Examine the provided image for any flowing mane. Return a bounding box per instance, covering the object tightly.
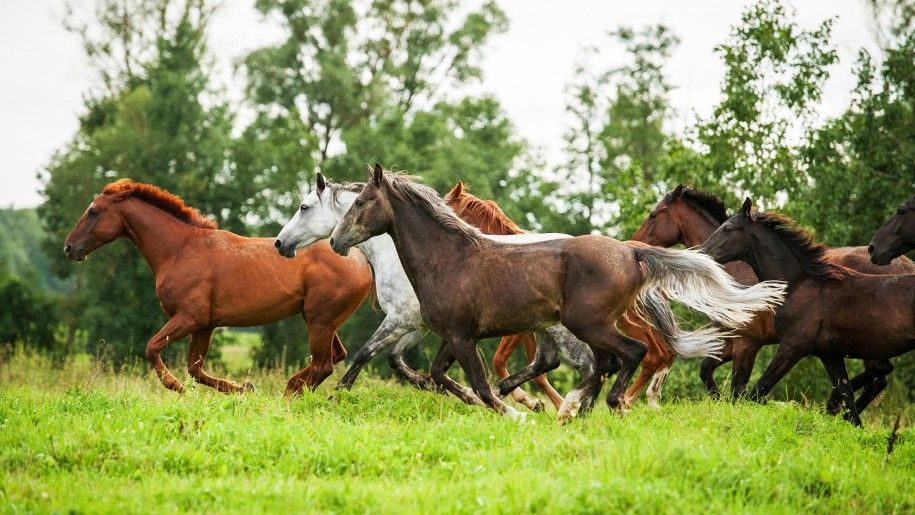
[322,181,365,204]
[103,179,218,229]
[384,174,485,248]
[670,187,729,224]
[446,182,525,235]
[756,212,850,281]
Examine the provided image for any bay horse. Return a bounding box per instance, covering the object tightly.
[64,179,373,395]
[632,186,915,404]
[275,173,598,412]
[328,165,785,420]
[869,193,915,265]
[703,199,915,425]
[445,182,703,409]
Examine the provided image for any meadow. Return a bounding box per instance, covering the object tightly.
[1,350,913,514]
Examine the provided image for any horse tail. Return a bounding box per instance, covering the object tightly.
[634,246,786,329]
[634,288,731,359]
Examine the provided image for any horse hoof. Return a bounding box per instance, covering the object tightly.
[506,409,528,422]
[529,399,545,413]
[242,382,256,393]
[557,400,581,425]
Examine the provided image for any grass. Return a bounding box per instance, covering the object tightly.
[0,352,913,514]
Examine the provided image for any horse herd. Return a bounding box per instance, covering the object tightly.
[62,165,915,426]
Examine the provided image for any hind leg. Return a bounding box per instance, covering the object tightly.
[286,322,337,395]
[331,333,347,364]
[557,347,614,423]
[644,365,672,408]
[700,340,733,399]
[826,359,893,415]
[388,330,435,390]
[187,328,254,393]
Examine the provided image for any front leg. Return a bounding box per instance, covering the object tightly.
[430,341,485,406]
[145,316,197,392]
[819,355,862,426]
[187,328,254,393]
[450,337,524,419]
[335,317,411,390]
[746,340,807,402]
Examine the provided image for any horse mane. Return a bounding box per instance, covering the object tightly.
[755,212,850,281]
[446,184,525,235]
[102,179,218,230]
[322,181,365,204]
[384,175,485,248]
[670,187,729,223]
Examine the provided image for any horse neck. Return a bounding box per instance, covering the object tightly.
[746,227,806,284]
[387,194,477,292]
[118,199,198,275]
[677,205,721,248]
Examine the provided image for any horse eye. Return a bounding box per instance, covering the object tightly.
[300,204,309,212]
[898,207,906,215]
[354,199,365,207]
[88,209,98,217]
[648,212,657,219]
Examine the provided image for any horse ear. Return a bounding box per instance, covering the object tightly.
[372,163,383,186]
[316,173,326,194]
[449,181,464,199]
[741,197,754,219]
[672,184,685,198]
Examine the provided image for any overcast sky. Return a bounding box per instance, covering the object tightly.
[0,0,879,208]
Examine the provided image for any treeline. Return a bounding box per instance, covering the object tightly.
[4,1,913,383]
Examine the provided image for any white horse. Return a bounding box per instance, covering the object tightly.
[275,173,727,415]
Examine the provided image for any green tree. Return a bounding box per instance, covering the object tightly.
[39,1,236,364]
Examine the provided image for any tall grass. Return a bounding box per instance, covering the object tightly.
[0,350,912,513]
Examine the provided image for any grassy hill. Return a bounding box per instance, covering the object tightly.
[1,352,912,514]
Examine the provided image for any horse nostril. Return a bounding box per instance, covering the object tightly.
[274,239,282,249]
[64,244,72,255]
[867,244,875,255]
[329,237,335,248]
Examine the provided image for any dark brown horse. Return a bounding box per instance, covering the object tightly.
[64,180,373,395]
[445,182,675,409]
[869,193,915,265]
[632,186,915,402]
[328,165,785,420]
[703,199,915,425]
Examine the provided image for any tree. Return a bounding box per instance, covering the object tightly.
[39,1,236,364]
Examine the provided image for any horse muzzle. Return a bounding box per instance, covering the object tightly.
[64,243,87,262]
[274,238,297,259]
[329,237,351,257]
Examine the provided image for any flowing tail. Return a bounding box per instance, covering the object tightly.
[635,288,731,359]
[634,246,787,329]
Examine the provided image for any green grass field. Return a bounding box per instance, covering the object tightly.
[1,352,913,514]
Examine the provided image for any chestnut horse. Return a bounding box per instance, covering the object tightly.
[64,180,373,394]
[704,199,915,425]
[869,193,915,265]
[445,182,682,409]
[329,166,784,420]
[632,186,915,404]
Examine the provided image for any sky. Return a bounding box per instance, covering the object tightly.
[0,0,880,208]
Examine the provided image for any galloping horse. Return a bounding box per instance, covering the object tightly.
[632,186,914,402]
[64,179,373,395]
[703,199,915,425]
[446,182,703,409]
[275,173,597,412]
[869,193,915,265]
[329,165,784,420]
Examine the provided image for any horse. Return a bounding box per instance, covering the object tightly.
[869,193,915,265]
[445,182,704,409]
[632,185,915,405]
[703,199,915,425]
[328,165,784,420]
[274,173,598,413]
[64,179,373,395]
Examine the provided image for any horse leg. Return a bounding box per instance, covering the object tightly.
[624,356,661,409]
[450,337,524,419]
[187,328,253,393]
[700,340,734,399]
[557,347,614,423]
[495,330,560,398]
[578,349,618,416]
[826,359,893,415]
[331,333,347,365]
[644,364,672,409]
[746,341,807,402]
[819,355,862,426]
[286,321,336,395]
[494,334,548,412]
[145,316,196,393]
[388,330,434,390]
[430,341,485,406]
[730,338,762,399]
[335,317,410,390]
[520,333,564,411]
